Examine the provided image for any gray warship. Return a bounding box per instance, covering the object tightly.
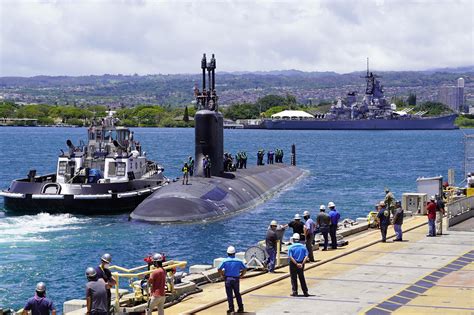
[130,54,305,223]
[261,60,458,130]
[0,114,167,214]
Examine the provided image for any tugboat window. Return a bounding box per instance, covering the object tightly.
[58,161,67,175]
[108,162,126,177]
[108,162,116,176]
[116,162,126,176]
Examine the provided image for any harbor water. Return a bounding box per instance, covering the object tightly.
[0,127,467,310]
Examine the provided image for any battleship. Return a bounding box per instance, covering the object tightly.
[258,61,458,130]
[0,114,167,214]
[130,54,305,223]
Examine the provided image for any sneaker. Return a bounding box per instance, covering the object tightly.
[237,307,244,313]
[291,292,298,297]
[303,292,310,297]
[227,310,234,314]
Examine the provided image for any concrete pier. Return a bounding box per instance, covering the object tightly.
[163,216,473,314]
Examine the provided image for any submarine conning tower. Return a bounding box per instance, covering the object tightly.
[194,53,224,177]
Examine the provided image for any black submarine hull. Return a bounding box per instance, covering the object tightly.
[130,164,305,223]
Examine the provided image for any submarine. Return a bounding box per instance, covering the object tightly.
[130,54,305,223]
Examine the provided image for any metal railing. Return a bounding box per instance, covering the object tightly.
[109,260,187,311]
[447,196,474,227]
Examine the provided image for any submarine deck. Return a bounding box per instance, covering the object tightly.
[131,164,305,223]
[164,216,474,314]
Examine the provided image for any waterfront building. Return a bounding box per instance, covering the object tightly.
[438,77,466,113]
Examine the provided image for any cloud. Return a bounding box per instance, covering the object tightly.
[0,0,473,76]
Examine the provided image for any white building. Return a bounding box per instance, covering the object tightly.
[438,78,466,113]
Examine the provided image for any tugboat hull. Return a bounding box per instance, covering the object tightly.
[3,193,151,215]
[1,174,165,214]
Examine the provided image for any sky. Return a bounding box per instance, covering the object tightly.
[0,0,473,76]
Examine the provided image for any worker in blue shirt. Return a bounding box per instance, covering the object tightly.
[328,202,341,249]
[288,233,309,297]
[218,246,247,314]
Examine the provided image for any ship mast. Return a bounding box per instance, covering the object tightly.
[364,57,375,95]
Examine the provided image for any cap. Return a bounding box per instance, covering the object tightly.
[292,233,300,241]
[101,253,112,264]
[227,246,236,254]
[36,282,46,292]
[152,253,163,262]
[294,214,301,220]
[379,201,385,206]
[270,220,278,226]
[303,210,310,216]
[319,205,326,211]
[328,202,335,208]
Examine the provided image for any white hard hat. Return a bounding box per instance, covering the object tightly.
[292,233,300,241]
[152,253,163,262]
[270,220,278,226]
[320,205,326,210]
[294,214,301,220]
[328,202,335,208]
[430,196,435,201]
[303,210,310,216]
[227,246,236,254]
[379,201,386,206]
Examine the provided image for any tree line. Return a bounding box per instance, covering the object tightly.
[0,93,468,127]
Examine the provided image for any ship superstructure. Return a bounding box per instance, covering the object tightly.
[260,60,458,130]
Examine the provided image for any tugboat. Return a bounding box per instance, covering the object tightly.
[0,113,167,214]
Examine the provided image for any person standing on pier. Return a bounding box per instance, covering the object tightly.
[392,201,404,241]
[266,220,279,273]
[218,246,247,314]
[328,202,340,249]
[288,233,309,297]
[147,253,166,315]
[316,205,331,251]
[23,282,56,315]
[427,196,437,237]
[303,211,315,262]
[377,201,391,242]
[95,253,116,314]
[85,267,108,315]
[435,194,445,235]
[283,213,305,243]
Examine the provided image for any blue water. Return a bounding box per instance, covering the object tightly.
[0,127,468,310]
